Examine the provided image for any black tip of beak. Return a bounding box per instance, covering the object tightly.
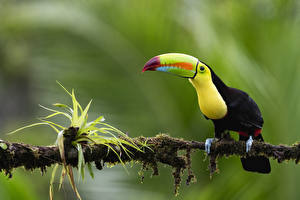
[142,56,160,72]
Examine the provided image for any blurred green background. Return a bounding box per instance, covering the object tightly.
[1,0,300,199]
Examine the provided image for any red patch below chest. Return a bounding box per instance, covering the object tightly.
[238,129,262,137]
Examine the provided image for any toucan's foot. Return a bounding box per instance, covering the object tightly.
[205,138,215,154]
[246,136,253,152]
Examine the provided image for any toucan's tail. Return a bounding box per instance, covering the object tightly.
[239,134,271,174]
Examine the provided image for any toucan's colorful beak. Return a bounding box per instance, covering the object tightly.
[142,56,161,72]
[142,53,199,78]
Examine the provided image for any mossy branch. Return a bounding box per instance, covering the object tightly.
[1,127,300,194]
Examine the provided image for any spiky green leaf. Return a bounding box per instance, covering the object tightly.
[50,164,59,200]
[77,143,85,182]
[87,163,94,179]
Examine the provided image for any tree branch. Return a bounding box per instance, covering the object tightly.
[1,127,300,194]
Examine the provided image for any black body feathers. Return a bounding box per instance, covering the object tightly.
[205,65,271,173]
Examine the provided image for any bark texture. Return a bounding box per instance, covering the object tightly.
[0,128,299,194]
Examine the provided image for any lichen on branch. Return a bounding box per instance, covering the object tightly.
[1,128,300,195]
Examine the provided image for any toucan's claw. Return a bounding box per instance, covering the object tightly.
[205,138,215,154]
[246,136,253,152]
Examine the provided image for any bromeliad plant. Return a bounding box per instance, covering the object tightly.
[10,82,143,200]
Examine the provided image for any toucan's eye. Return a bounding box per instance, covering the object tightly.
[199,66,205,72]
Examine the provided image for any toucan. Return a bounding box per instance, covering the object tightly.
[142,53,271,173]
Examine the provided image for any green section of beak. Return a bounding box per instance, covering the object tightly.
[143,53,199,78]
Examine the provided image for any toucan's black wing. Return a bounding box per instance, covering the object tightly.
[226,88,264,129]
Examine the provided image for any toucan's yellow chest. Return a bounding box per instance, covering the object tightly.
[189,77,227,120]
